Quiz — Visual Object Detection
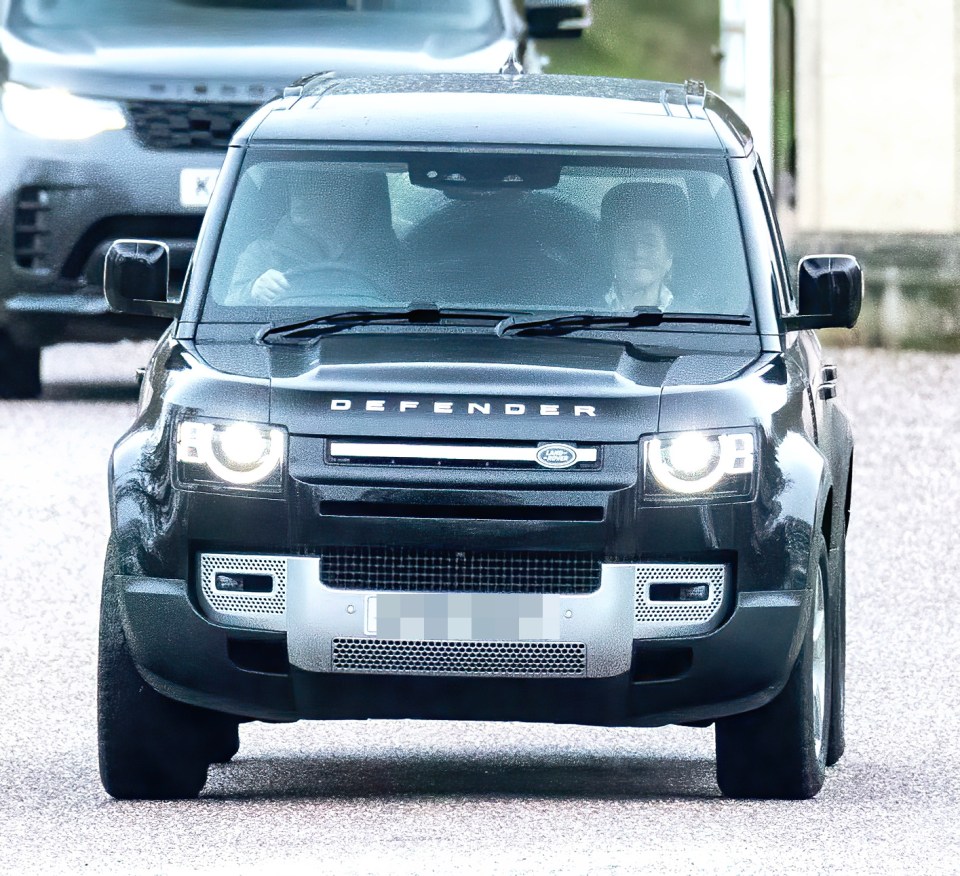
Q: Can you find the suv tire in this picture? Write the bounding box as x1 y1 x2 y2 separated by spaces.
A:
826 535 846 766
715 537 832 799
97 537 238 799
0 330 41 399
209 723 242 764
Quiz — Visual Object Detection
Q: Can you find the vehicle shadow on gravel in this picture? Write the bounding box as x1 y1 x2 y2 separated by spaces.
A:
203 752 721 801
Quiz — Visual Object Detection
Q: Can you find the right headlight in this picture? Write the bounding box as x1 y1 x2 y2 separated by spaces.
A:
176 419 285 492
643 430 755 501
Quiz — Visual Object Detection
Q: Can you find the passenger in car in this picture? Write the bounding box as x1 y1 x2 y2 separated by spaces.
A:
599 181 688 312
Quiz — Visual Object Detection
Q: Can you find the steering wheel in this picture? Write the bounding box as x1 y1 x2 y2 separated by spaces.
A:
267 264 385 306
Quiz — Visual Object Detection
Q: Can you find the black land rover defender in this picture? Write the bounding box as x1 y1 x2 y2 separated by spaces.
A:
98 73 861 800
0 0 590 398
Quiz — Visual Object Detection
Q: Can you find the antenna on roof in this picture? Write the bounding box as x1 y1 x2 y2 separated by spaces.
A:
499 51 524 77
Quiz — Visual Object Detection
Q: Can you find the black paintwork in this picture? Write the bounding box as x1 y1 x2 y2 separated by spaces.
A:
106 75 856 727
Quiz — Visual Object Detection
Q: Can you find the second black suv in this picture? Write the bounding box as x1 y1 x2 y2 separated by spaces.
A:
0 0 590 397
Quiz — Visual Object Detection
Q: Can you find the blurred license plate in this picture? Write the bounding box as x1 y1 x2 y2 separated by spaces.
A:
365 592 561 641
179 168 220 208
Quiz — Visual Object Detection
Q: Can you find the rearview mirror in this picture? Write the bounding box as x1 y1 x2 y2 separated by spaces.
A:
782 254 862 331
524 0 592 39
104 239 180 318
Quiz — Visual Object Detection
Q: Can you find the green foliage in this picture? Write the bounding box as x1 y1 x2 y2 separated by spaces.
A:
540 0 720 87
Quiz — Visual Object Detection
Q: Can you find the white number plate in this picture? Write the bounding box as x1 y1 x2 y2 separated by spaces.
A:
179 168 220 208
364 593 562 641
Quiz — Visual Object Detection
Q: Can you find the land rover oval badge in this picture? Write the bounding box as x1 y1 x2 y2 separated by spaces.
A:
535 443 579 469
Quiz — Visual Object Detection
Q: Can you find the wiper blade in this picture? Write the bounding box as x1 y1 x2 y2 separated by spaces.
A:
260 307 523 343
495 310 752 336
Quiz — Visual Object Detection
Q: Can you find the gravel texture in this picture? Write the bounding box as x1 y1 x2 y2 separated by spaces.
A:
0 342 957 875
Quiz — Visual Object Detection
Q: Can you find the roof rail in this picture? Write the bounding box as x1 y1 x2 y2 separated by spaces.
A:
284 71 337 99
499 51 524 76
684 79 707 117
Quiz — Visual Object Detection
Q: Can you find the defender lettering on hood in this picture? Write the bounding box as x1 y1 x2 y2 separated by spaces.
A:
329 399 598 417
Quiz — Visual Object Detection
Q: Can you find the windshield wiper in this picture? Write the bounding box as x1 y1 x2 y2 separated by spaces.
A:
260 307 525 343
495 310 752 336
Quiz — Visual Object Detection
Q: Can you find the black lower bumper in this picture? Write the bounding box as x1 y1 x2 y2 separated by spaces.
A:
3 290 168 346
117 575 809 727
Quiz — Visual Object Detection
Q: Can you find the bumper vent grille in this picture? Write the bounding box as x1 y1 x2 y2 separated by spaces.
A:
332 637 587 677
319 546 602 594
13 187 51 270
633 563 727 637
198 553 287 632
125 100 261 150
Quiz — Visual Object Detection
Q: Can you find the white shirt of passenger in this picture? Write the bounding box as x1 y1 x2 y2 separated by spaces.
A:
604 284 673 312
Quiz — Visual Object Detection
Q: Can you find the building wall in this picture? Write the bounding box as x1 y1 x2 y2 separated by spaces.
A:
720 0 774 174
795 0 957 233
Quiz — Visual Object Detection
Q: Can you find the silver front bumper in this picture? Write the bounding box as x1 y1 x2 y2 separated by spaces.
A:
198 554 729 679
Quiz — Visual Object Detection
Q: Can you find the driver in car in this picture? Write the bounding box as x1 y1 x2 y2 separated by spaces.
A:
599 181 685 312
226 169 397 305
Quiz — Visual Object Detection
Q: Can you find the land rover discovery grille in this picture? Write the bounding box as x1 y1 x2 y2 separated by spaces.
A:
318 547 602 594
125 100 261 150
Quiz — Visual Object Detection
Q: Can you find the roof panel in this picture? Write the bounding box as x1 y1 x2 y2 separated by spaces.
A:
239 74 748 154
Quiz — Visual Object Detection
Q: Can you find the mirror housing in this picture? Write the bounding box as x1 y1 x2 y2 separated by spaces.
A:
104 239 180 318
782 254 862 331
524 0 592 39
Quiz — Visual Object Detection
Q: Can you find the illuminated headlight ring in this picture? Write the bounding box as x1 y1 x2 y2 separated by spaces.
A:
647 431 755 495
177 420 285 486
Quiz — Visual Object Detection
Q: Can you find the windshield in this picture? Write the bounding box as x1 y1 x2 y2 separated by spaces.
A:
8 0 496 32
202 148 755 326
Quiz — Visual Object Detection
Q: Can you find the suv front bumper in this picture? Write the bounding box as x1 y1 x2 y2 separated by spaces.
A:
114 562 810 728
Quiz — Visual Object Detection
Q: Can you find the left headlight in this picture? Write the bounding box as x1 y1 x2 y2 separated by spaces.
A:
1 82 126 140
176 419 286 492
644 430 755 500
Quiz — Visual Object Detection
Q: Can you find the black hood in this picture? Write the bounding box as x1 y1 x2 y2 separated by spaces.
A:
192 332 761 443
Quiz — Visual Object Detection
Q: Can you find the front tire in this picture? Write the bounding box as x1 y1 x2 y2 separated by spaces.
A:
715 538 832 799
97 538 238 799
826 536 846 766
0 329 41 399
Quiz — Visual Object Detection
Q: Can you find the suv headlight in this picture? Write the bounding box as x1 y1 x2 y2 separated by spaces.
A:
176 419 285 492
1 82 126 140
643 430 755 500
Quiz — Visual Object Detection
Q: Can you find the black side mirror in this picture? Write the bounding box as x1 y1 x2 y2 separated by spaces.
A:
782 254 863 331
524 0 592 38
104 239 180 318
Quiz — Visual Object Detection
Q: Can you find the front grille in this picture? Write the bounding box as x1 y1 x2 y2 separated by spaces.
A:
13 187 51 270
125 100 260 150
319 547 602 594
332 637 587 677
